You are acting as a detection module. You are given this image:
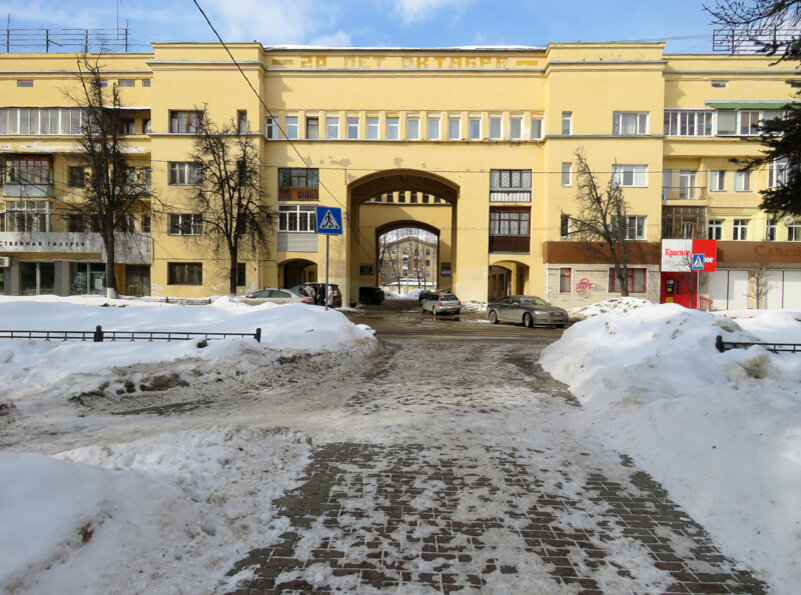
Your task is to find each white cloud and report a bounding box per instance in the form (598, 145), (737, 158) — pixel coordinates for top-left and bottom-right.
(392, 0), (465, 25)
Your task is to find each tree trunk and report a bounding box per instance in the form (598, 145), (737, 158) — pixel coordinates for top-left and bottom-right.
(104, 229), (118, 299)
(229, 245), (238, 295)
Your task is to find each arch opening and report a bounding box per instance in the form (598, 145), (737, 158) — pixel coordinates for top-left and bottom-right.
(279, 258), (317, 289)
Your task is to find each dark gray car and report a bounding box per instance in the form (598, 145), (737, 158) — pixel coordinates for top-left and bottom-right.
(487, 295), (568, 328)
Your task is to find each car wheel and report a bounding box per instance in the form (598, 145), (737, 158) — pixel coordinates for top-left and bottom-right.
(557, 323), (566, 329)
(523, 313), (533, 328)
(488, 310), (498, 324)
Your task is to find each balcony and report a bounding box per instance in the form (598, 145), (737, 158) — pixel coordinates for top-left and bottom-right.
(278, 187), (319, 201)
(489, 235), (530, 253)
(3, 183), (55, 198)
(661, 186), (708, 201)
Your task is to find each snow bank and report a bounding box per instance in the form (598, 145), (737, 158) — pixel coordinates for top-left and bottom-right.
(0, 426), (310, 593)
(0, 297), (377, 408)
(569, 296), (651, 321)
(541, 304), (801, 593)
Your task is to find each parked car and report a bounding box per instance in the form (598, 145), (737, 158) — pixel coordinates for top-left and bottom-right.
(417, 287), (450, 301)
(238, 288), (312, 305)
(420, 292), (462, 316)
(288, 283), (343, 308)
(487, 295), (569, 328)
(359, 286), (385, 305)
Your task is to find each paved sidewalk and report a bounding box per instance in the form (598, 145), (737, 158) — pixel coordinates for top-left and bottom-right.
(226, 442), (765, 594)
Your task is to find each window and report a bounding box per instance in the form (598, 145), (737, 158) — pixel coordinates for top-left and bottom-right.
(362, 116), (377, 140)
(142, 215), (151, 233)
(489, 208), (530, 236)
(278, 205), (316, 232)
(3, 201), (53, 232)
(117, 118), (135, 135)
(609, 267), (647, 293)
(0, 107), (84, 135)
(531, 118), (542, 140)
(663, 111), (713, 136)
(717, 111), (737, 135)
(509, 116), (523, 140)
(612, 164), (647, 187)
(168, 162), (201, 185)
(613, 112), (648, 135)
(448, 117), (460, 140)
(306, 116), (319, 139)
(612, 215), (646, 240)
(17, 80), (33, 87)
(143, 79), (151, 87)
(64, 212), (87, 233)
(711, 80), (728, 88)
(386, 117), (399, 140)
(3, 157), (52, 185)
(168, 263), (202, 285)
(143, 119), (151, 134)
(326, 116), (339, 139)
(739, 111), (761, 135)
(285, 116), (299, 139)
(561, 112), (572, 135)
(489, 116), (502, 140)
(560, 214), (571, 238)
(236, 263), (246, 287)
(561, 162), (571, 186)
(559, 268), (572, 293)
(468, 117), (481, 140)
(140, 167), (152, 187)
(168, 110), (202, 133)
(709, 170), (725, 192)
(789, 219), (801, 241)
(68, 166), (85, 188)
(168, 214), (203, 236)
(406, 116), (420, 140)
(278, 168), (319, 200)
(347, 117), (359, 139)
(733, 219), (749, 240)
(119, 79), (135, 87)
(119, 213), (135, 233)
(490, 169), (532, 202)
(708, 219), (722, 240)
(766, 217), (777, 241)
(237, 110), (248, 134)
(427, 117), (440, 140)
(768, 158), (789, 188)
(265, 116), (277, 139)
(662, 206), (704, 239)
(735, 170), (750, 191)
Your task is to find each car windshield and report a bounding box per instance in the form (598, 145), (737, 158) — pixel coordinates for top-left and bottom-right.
(520, 297), (550, 307)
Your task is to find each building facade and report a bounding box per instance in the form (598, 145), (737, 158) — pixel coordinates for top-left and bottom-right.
(1, 42), (799, 309)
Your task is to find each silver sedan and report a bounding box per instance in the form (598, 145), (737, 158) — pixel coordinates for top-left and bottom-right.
(236, 288), (312, 306)
(421, 292), (462, 316)
(487, 295), (568, 328)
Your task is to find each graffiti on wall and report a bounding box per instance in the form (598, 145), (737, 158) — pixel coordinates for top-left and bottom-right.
(575, 278), (598, 296)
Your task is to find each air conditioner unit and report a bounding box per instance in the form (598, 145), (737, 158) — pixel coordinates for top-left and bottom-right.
(784, 215), (796, 226)
(0, 257), (10, 268)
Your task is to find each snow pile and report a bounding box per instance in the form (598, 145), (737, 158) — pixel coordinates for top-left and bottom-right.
(541, 304), (801, 592)
(0, 426), (310, 593)
(0, 296), (377, 407)
(569, 296), (651, 321)
(460, 300), (487, 313)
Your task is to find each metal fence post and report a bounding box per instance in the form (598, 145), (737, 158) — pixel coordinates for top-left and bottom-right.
(255, 328), (262, 343)
(94, 325), (104, 342)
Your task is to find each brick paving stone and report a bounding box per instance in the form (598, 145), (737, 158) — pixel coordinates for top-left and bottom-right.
(223, 442), (767, 594)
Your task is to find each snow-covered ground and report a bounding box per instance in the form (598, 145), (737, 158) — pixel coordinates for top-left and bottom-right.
(0, 295), (377, 593)
(541, 300), (801, 593)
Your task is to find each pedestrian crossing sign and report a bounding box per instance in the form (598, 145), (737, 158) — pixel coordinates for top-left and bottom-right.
(315, 206), (343, 235)
(692, 253), (705, 270)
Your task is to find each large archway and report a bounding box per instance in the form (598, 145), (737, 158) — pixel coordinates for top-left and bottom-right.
(348, 169), (459, 302)
(488, 260), (530, 300)
(376, 221), (440, 293)
(279, 258), (317, 289)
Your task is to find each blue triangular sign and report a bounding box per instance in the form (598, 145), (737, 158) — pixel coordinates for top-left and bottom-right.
(692, 254), (705, 270)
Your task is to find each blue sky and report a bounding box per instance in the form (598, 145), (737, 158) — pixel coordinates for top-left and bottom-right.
(0, 0), (720, 53)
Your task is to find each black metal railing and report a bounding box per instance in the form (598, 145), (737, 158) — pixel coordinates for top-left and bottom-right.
(0, 325), (262, 343)
(118, 296), (213, 305)
(715, 335), (801, 354)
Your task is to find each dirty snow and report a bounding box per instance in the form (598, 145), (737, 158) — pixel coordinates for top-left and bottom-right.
(541, 302), (801, 593)
(568, 296), (651, 321)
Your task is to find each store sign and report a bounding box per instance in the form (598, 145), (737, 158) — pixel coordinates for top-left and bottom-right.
(661, 239), (717, 272)
(0, 232), (150, 264)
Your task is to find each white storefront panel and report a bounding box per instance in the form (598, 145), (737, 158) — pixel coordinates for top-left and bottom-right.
(765, 270), (801, 309)
(708, 270), (748, 310)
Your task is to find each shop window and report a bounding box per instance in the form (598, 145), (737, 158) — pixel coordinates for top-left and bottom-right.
(168, 262), (202, 285)
(278, 168), (319, 200)
(70, 262), (106, 295)
(609, 267), (647, 293)
(20, 262), (55, 295)
(559, 268), (572, 293)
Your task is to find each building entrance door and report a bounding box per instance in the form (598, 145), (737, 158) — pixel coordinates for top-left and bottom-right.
(660, 271), (697, 308)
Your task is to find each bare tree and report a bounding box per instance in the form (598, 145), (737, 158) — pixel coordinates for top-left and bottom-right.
(748, 261), (776, 308)
(565, 148), (632, 296)
(706, 1), (801, 58)
(188, 109), (274, 295)
(66, 56), (153, 298)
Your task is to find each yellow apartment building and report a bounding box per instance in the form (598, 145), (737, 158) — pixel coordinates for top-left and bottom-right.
(1, 42), (799, 309)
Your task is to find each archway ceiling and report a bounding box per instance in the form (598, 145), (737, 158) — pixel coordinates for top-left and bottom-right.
(350, 170), (458, 203)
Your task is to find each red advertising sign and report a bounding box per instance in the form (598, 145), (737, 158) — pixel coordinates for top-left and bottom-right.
(661, 239), (717, 272)
(691, 239), (717, 272)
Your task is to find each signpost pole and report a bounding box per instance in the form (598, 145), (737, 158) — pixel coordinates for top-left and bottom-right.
(325, 234), (330, 312)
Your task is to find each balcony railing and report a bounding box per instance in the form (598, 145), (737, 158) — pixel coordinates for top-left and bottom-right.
(489, 235), (530, 253)
(661, 186), (708, 201)
(278, 187), (319, 201)
(3, 183), (55, 198)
